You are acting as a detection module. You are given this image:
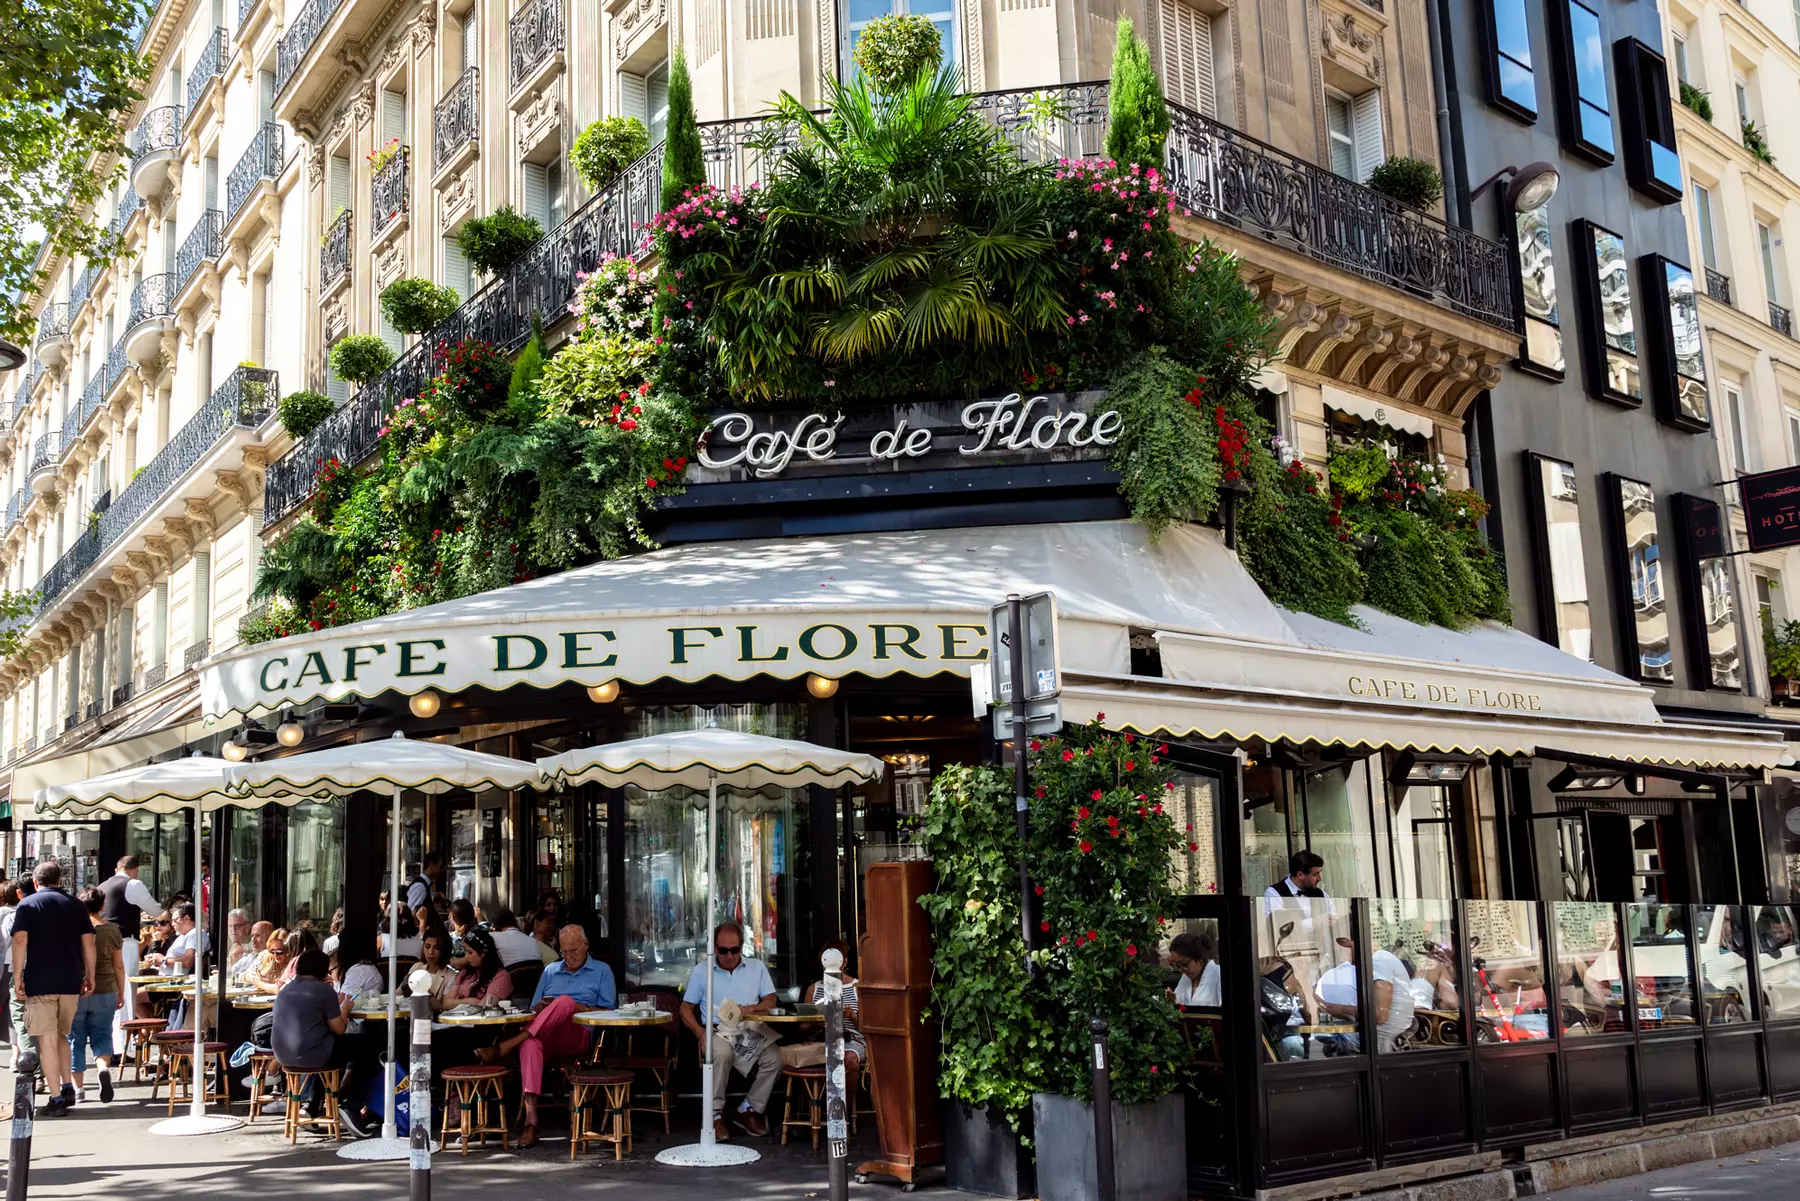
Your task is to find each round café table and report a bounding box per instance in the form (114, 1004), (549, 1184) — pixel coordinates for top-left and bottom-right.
(437, 1009), (534, 1028)
(572, 1009), (673, 1029)
(753, 1007), (824, 1025)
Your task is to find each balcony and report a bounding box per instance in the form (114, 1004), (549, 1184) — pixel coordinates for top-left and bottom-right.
(28, 433), (62, 491)
(321, 207), (352, 295)
(35, 528), (98, 619)
(69, 267), (94, 316)
(225, 122), (285, 234)
(1773, 301), (1794, 339)
(184, 638), (211, 670)
(274, 0), (344, 95)
(124, 273), (176, 365)
(175, 209), (224, 300)
(264, 82), (1516, 523)
(65, 370), (106, 448)
(104, 337), (131, 401)
(184, 27), (228, 123)
(6, 487), (25, 531)
(129, 105), (183, 197)
(114, 185), (144, 237)
(371, 146), (408, 241)
(434, 68), (479, 176)
(34, 304), (71, 368)
(509, 0), (564, 96)
(1706, 267), (1732, 307)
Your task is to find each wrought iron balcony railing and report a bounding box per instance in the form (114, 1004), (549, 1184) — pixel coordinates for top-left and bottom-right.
(509, 0), (564, 93)
(275, 0), (346, 94)
(141, 663), (169, 692)
(128, 273), (176, 331)
(111, 681), (132, 709)
(69, 267), (94, 313)
(35, 304), (70, 347)
(29, 432), (62, 474)
(104, 337), (130, 398)
(186, 28), (229, 115)
(176, 210), (224, 295)
(1773, 301), (1794, 339)
(6, 488), (26, 530)
(184, 638), (212, 670)
(85, 698), (101, 721)
(321, 207), (352, 292)
(66, 370), (106, 445)
(434, 68), (478, 166)
(239, 0), (258, 27)
(371, 146), (409, 238)
(226, 122), (285, 227)
(115, 185), (144, 233)
(1706, 267), (1732, 306)
(131, 105), (182, 159)
(36, 529), (99, 618)
(263, 82), (1516, 522)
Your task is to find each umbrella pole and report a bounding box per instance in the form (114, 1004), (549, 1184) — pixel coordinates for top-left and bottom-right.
(189, 791), (205, 1121)
(701, 769), (717, 1147)
(385, 782), (400, 1142)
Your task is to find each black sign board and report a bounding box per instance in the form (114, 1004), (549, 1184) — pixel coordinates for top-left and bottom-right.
(1677, 493), (1728, 559)
(1739, 465), (1800, 552)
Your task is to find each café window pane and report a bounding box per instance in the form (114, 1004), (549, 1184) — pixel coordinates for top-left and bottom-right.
(1754, 905), (1800, 1020)
(1485, 0), (1538, 119)
(1640, 255), (1709, 430)
(1556, 0), (1615, 163)
(1626, 902), (1697, 1030)
(1555, 901), (1626, 1036)
(1170, 771), (1222, 895)
(1614, 38), (1681, 202)
(1517, 203), (1565, 373)
(1297, 759), (1381, 899)
(1258, 898), (1358, 1061)
(1528, 454), (1594, 660)
(1467, 901), (1554, 1041)
(1386, 781), (1457, 899)
(1575, 221), (1641, 404)
(286, 800), (346, 928)
(1609, 476), (1675, 683)
(1370, 899), (1461, 1052)
(1696, 904), (1756, 1025)
(1241, 757), (1292, 896)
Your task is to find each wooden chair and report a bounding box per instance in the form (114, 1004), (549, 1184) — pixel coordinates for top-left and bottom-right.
(609, 989), (681, 1133)
(160, 1040), (231, 1115)
(779, 1064), (827, 1150)
(147, 1031), (189, 1101)
(280, 1067), (344, 1143)
(568, 1068), (634, 1160)
(118, 1018), (165, 1083)
(246, 1052), (280, 1123)
(440, 1064), (510, 1153)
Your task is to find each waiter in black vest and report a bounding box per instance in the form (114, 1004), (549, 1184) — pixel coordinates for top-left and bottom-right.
(1264, 850), (1329, 904)
(99, 855), (163, 1042)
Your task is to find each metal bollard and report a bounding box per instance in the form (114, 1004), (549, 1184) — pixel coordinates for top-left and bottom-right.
(8, 1049), (38, 1201)
(408, 996), (431, 1201)
(821, 948), (850, 1201)
(1090, 1017), (1116, 1201)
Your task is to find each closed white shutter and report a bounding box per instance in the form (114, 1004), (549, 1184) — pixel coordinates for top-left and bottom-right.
(523, 162), (550, 229)
(648, 66), (670, 144)
(378, 306), (401, 354)
(462, 12), (477, 75)
(1158, 0), (1216, 118)
(382, 89), (407, 147)
(1351, 89), (1385, 183)
(262, 273), (276, 365)
(259, 70), (275, 124)
(330, 154), (351, 218)
(444, 237), (471, 298)
(619, 71), (647, 124)
(205, 155), (219, 211)
(326, 364), (348, 405)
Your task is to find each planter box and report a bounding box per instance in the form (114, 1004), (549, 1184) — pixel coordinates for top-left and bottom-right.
(942, 1099), (1035, 1199)
(1032, 1091), (1187, 1201)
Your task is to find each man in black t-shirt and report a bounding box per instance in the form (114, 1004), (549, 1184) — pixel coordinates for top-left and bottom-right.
(11, 861), (95, 1116)
(272, 950), (377, 1136)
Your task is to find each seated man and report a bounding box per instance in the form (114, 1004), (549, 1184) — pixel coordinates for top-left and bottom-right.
(143, 903), (207, 975)
(680, 921), (782, 1141)
(478, 924), (614, 1147)
(231, 920), (274, 980)
(272, 949), (376, 1137)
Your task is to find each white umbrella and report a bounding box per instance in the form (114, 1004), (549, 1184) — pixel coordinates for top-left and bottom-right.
(225, 732), (549, 1161)
(538, 728), (885, 1168)
(36, 754), (248, 1137)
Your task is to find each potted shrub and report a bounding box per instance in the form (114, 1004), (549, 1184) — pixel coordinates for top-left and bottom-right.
(1679, 81), (1713, 122)
(456, 205), (543, 276)
(1366, 156), (1444, 210)
(379, 277), (461, 336)
(1765, 612), (1800, 701)
(279, 389), (335, 439)
(852, 12), (943, 93)
(1743, 120), (1776, 166)
(328, 335), (396, 389)
(1027, 721), (1190, 1201)
(572, 116), (651, 192)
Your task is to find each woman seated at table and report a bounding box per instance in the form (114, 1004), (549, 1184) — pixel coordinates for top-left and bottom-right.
(446, 929), (514, 1009)
(332, 927), (385, 999)
(447, 898), (478, 961)
(785, 938), (868, 1077)
(411, 928), (456, 1010)
(1169, 932), (1221, 1007)
(241, 927), (290, 990)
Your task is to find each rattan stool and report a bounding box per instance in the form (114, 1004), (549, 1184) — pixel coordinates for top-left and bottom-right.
(246, 1052), (279, 1122)
(119, 1019), (165, 1083)
(280, 1067), (344, 1143)
(161, 1040), (231, 1116)
(779, 1064), (827, 1150)
(568, 1069), (634, 1160)
(440, 1064), (510, 1153)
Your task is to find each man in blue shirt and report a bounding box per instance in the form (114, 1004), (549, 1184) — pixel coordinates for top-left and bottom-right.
(480, 924), (614, 1146)
(680, 920), (780, 1140)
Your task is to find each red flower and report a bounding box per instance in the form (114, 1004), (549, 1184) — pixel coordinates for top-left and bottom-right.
(1126, 944), (1138, 957)
(1123, 760), (1135, 771)
(1034, 785), (1046, 798)
(1029, 739), (1042, 751)
(1040, 921), (1050, 932)
(645, 477), (659, 488)
(1088, 929), (1099, 941)
(1150, 1065), (1160, 1075)
(1061, 750), (1075, 762)
(1059, 936), (1069, 945)
(1089, 789), (1103, 801)
(1124, 733), (1135, 743)
(1078, 806), (1091, 820)
(1188, 842), (1199, 852)
(1033, 884), (1044, 896)
(1106, 815), (1120, 827)
(1078, 840), (1093, 853)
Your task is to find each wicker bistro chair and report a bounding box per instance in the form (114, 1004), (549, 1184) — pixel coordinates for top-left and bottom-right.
(159, 1039), (231, 1116)
(779, 1064), (828, 1151)
(568, 1069), (634, 1159)
(246, 1052), (280, 1123)
(440, 1064), (510, 1153)
(118, 1018), (166, 1083)
(279, 1066), (343, 1143)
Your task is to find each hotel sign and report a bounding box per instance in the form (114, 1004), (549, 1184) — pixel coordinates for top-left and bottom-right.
(1739, 465), (1800, 552)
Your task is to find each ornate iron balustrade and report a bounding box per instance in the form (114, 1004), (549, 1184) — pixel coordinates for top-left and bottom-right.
(321, 207), (352, 292)
(128, 273), (176, 334)
(434, 68), (479, 166)
(276, 0), (345, 94)
(35, 304), (70, 347)
(11, 367), (32, 414)
(6, 488), (25, 530)
(371, 146), (409, 238)
(1773, 301), (1794, 338)
(176, 210), (224, 295)
(186, 28), (228, 115)
(509, 0), (564, 93)
(132, 105), (182, 159)
(184, 638), (211, 670)
(66, 370), (106, 444)
(36, 529), (98, 618)
(105, 337), (130, 398)
(111, 682), (132, 708)
(69, 267), (94, 313)
(239, 0), (259, 26)
(29, 432), (62, 474)
(85, 699), (101, 721)
(226, 122), (285, 227)
(1706, 267), (1732, 306)
(141, 663), (168, 691)
(115, 185), (144, 233)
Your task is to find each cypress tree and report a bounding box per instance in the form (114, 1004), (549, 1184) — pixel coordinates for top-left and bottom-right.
(660, 49), (706, 213)
(1104, 17), (1171, 172)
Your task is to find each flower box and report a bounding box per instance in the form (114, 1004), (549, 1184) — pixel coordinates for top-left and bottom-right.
(1031, 1091), (1186, 1201)
(942, 1099), (1035, 1199)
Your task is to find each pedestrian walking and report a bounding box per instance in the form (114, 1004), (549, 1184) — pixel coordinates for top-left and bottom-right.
(0, 880), (17, 1047)
(10, 862), (95, 1116)
(72, 888), (125, 1103)
(98, 856), (162, 1048)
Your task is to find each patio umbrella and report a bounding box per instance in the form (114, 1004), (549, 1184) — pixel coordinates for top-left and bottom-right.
(538, 727), (885, 1168)
(225, 731), (549, 1162)
(36, 753), (251, 1137)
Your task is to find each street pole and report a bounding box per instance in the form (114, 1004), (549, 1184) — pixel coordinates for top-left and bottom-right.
(1008, 594), (1034, 973)
(821, 948), (849, 1201)
(7, 1050), (35, 1201)
(1090, 1017), (1117, 1201)
(409, 994), (431, 1201)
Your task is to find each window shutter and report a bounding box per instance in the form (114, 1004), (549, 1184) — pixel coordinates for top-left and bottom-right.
(1351, 89), (1385, 183)
(548, 159), (566, 228)
(262, 273), (276, 365)
(523, 162), (549, 229)
(444, 237), (471, 298)
(259, 70), (275, 124)
(648, 69), (670, 140)
(462, 13), (477, 75)
(164, 221), (178, 275)
(620, 71), (648, 124)
(378, 306), (402, 354)
(383, 89), (407, 147)
(205, 155), (219, 211)
(330, 154), (351, 217)
(1158, 0), (1217, 118)
(327, 365), (348, 405)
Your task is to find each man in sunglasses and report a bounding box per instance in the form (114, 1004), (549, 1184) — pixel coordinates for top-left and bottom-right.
(679, 921), (780, 1141)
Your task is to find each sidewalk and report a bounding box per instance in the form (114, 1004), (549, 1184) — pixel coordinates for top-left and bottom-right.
(0, 1050), (973, 1200)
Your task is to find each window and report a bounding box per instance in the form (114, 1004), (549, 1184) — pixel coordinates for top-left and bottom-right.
(522, 161), (553, 231)
(1676, 493), (1742, 689)
(444, 236), (472, 299)
(1609, 475), (1675, 683)
(1557, 902), (1624, 1035)
(1724, 385), (1749, 472)
(1786, 407), (1800, 463)
(1761, 221), (1783, 305)
(1736, 80), (1751, 128)
(1516, 203), (1565, 373)
(1484, 0), (1537, 119)
(1574, 220), (1641, 404)
(460, 10), (477, 75)
(1693, 183), (1719, 270)
(1614, 39), (1680, 202)
(1324, 89), (1384, 182)
(1554, 0), (1615, 163)
(328, 152), (351, 225)
(1673, 34), (1690, 85)
(381, 88), (406, 150)
(1640, 256), (1708, 429)
(846, 0), (954, 78)
(1533, 453), (1591, 659)
(548, 159), (566, 229)
(1158, 0), (1219, 118)
(620, 60), (671, 148)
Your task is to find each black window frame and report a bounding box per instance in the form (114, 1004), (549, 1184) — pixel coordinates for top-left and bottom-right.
(1510, 200), (1566, 379)
(1671, 492), (1743, 691)
(1571, 218), (1643, 407)
(1550, 0), (1617, 166)
(1522, 451), (1595, 660)
(1482, 0), (1539, 123)
(1613, 38), (1682, 204)
(1636, 253), (1710, 433)
(1602, 473), (1676, 686)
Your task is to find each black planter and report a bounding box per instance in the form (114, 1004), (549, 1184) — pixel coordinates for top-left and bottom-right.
(942, 1099), (1035, 1198)
(1032, 1091), (1187, 1201)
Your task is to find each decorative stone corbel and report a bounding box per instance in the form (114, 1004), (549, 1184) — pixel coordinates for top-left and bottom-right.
(185, 498), (218, 541)
(125, 551), (159, 584)
(1295, 309), (1361, 374)
(1397, 341), (1452, 405)
(1365, 331), (1423, 396)
(162, 517), (195, 562)
(214, 469), (253, 507)
(1339, 322), (1398, 384)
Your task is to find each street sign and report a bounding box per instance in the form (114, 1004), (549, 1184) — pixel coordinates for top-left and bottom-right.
(990, 592), (1060, 704)
(1738, 464), (1800, 552)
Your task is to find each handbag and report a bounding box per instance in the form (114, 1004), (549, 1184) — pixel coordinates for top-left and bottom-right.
(779, 1042), (826, 1069)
